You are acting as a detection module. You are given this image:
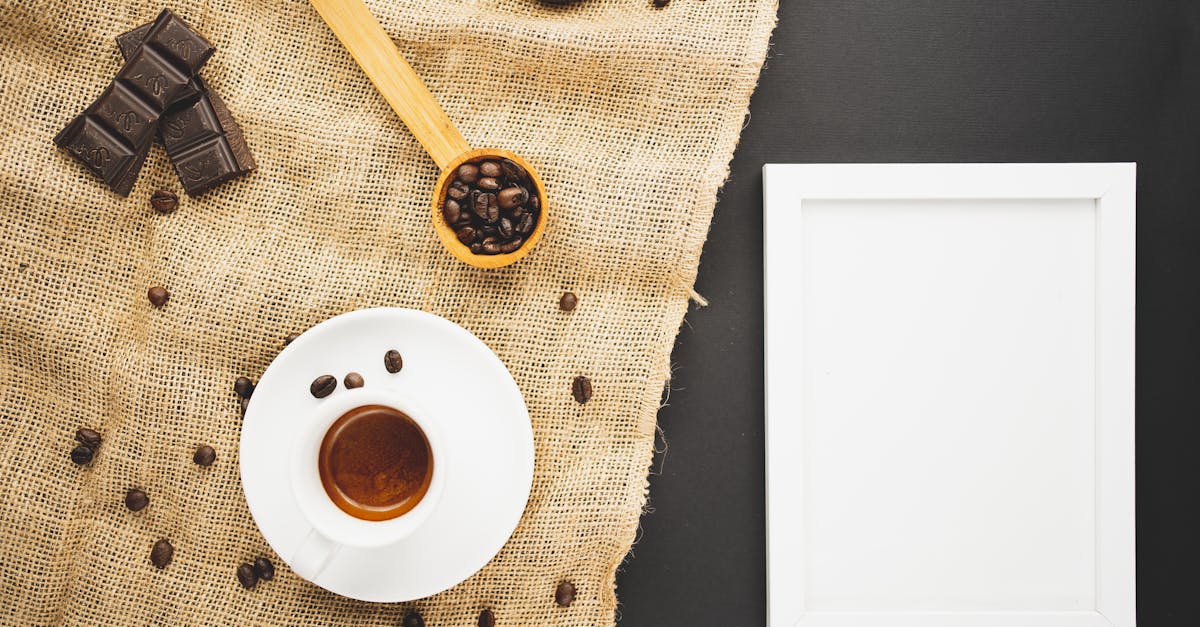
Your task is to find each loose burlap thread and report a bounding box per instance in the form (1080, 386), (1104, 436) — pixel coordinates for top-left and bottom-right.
(0, 0), (776, 624)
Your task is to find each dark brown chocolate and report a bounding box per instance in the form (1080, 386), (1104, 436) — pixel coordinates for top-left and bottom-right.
(54, 9), (213, 195)
(118, 21), (256, 196)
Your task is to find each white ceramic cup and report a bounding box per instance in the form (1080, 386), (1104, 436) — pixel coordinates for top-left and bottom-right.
(288, 387), (446, 582)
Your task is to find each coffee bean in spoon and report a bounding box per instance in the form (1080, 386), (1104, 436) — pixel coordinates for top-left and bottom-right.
(253, 557), (275, 581)
(310, 375), (337, 398)
(442, 199), (462, 224)
(501, 158), (526, 181)
(497, 186), (528, 210)
(75, 427), (102, 448)
(150, 539), (173, 569)
(478, 161), (501, 178)
(456, 163), (480, 184)
(125, 488), (149, 512)
(236, 562), (258, 589)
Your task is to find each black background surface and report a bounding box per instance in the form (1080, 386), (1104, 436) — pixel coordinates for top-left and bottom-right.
(616, 1), (1200, 625)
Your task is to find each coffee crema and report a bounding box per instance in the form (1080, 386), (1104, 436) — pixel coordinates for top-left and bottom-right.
(317, 404), (433, 521)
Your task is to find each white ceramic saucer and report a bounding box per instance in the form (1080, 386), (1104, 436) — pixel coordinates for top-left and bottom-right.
(240, 308), (534, 602)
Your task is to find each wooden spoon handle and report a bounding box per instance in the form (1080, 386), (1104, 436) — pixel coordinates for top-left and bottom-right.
(309, 0), (470, 169)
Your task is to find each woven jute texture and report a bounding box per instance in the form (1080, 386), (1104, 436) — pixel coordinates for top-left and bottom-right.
(0, 0), (775, 624)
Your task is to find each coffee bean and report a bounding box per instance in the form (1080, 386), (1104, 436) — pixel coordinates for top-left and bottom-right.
(511, 203), (525, 218)
(555, 580), (576, 607)
(384, 349), (404, 373)
(284, 332), (300, 345)
(456, 226), (477, 245)
(528, 194), (540, 211)
(477, 608), (496, 627)
(75, 427), (102, 448)
(652, 0), (670, 6)
(70, 444), (93, 465)
(481, 225), (498, 237)
(402, 611), (425, 627)
(456, 163), (480, 184)
(344, 372), (364, 389)
(479, 161), (502, 178)
(236, 562), (258, 589)
(498, 238), (523, 253)
(442, 199), (462, 224)
(497, 186), (528, 210)
(125, 488), (149, 512)
(193, 444), (217, 466)
(240, 396), (250, 417)
(234, 376), (255, 399)
(572, 376), (593, 404)
(501, 158), (527, 181)
(472, 192), (498, 221)
(497, 217), (514, 238)
(150, 539), (173, 569)
(516, 213), (534, 235)
(559, 291), (578, 311)
(448, 180), (470, 200)
(310, 375), (337, 398)
(253, 557), (275, 581)
(477, 176), (500, 191)
(470, 242), (483, 254)
(150, 189), (178, 214)
(481, 239), (501, 255)
(147, 285), (169, 308)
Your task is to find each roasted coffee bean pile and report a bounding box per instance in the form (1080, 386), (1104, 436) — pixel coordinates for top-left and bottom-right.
(442, 158), (539, 255)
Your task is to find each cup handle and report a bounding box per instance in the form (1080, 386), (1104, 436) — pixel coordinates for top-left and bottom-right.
(289, 527), (341, 582)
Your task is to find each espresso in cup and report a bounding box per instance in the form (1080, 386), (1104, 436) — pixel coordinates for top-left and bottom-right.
(317, 404), (433, 521)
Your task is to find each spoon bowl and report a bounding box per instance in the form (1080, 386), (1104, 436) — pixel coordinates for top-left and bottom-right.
(431, 148), (548, 269)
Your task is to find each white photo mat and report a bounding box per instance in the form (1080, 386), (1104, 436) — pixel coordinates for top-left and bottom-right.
(764, 164), (1135, 627)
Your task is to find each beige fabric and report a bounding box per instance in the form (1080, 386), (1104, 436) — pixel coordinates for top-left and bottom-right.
(0, 0), (776, 624)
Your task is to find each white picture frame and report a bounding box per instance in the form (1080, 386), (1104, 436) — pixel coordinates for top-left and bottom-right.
(764, 164), (1135, 627)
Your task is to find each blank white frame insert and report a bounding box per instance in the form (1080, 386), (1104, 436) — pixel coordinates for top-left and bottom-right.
(764, 164), (1135, 627)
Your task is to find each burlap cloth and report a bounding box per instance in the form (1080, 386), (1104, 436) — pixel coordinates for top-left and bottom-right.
(0, 0), (775, 624)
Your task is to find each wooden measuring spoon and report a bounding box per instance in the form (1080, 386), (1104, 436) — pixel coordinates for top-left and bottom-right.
(309, 0), (547, 269)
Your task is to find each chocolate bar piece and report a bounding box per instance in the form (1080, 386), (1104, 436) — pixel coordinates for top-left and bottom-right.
(54, 9), (213, 195)
(118, 23), (256, 196)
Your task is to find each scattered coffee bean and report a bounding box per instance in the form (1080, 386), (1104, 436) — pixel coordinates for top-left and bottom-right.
(441, 155), (539, 255)
(124, 488), (149, 512)
(70, 444), (93, 465)
(477, 608), (496, 627)
(150, 189), (178, 214)
(236, 562), (258, 589)
(240, 396), (250, 417)
(384, 349), (404, 373)
(344, 372), (364, 389)
(193, 444), (217, 467)
(150, 539), (174, 569)
(75, 427), (102, 448)
(559, 291), (578, 311)
(652, 0), (670, 7)
(402, 611), (425, 627)
(284, 332), (300, 345)
(555, 580), (576, 607)
(147, 285), (169, 308)
(234, 376), (255, 399)
(572, 375), (593, 404)
(310, 374), (337, 398)
(253, 557), (274, 581)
